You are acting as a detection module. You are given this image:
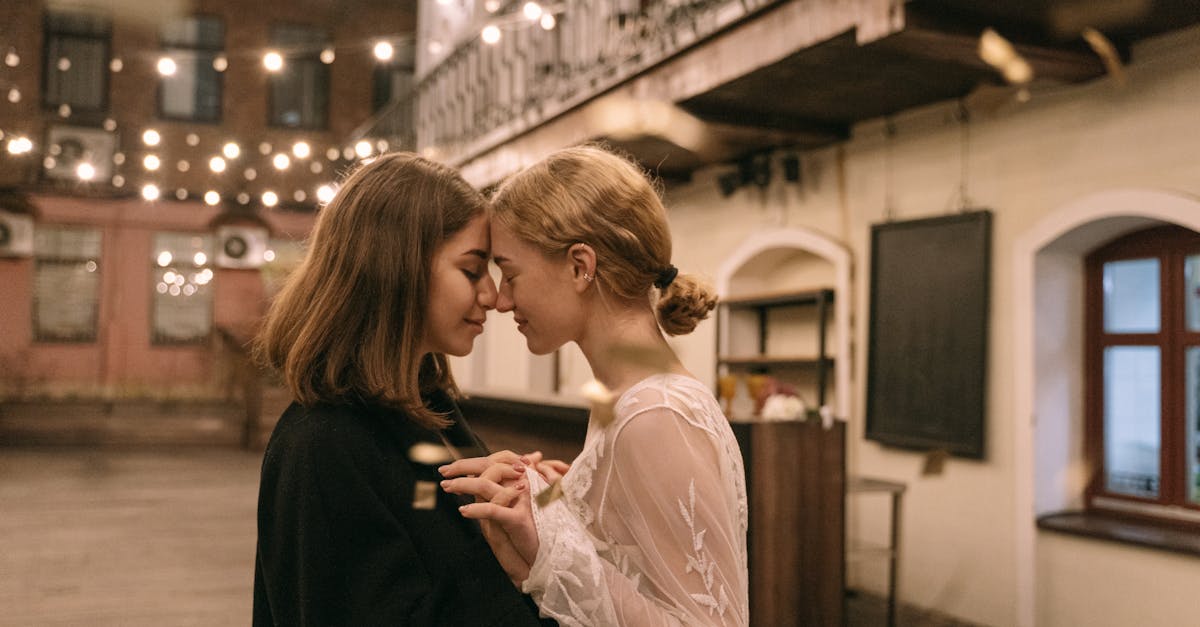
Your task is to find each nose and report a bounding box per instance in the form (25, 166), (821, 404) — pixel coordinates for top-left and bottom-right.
(477, 273), (497, 310)
(495, 280), (514, 313)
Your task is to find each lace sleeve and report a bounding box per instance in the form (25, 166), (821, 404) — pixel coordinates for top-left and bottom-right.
(522, 405), (748, 627)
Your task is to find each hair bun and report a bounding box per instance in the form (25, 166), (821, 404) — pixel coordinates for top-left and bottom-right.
(655, 273), (717, 336)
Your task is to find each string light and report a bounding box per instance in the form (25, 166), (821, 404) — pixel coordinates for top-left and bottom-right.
(263, 51), (284, 72)
(316, 184), (336, 203)
(485, 0), (501, 12)
(259, 142), (272, 155)
(142, 129), (161, 146)
(262, 190), (279, 207)
(186, 133), (200, 146)
(263, 250), (276, 262)
(109, 58), (123, 72)
(244, 167), (257, 180)
(354, 140), (373, 158)
(293, 190), (307, 202)
(236, 192), (250, 204)
(7, 88), (19, 103)
(113, 152), (125, 165)
(57, 104), (71, 117)
(310, 161), (323, 174)
(175, 188), (188, 200)
(157, 251), (173, 267)
(4, 49), (18, 67)
(222, 142), (240, 159)
(320, 48), (336, 64)
(204, 191), (220, 205)
(209, 156), (226, 173)
(103, 118), (117, 131)
(292, 141), (311, 159)
(373, 41), (394, 61)
(481, 25), (501, 45)
(142, 184), (161, 201)
(326, 147), (340, 161)
(143, 154), (161, 171)
(43, 157), (56, 169)
(213, 55), (228, 72)
(76, 163), (96, 181)
(523, 2), (543, 20)
(177, 160), (190, 172)
(156, 57), (177, 76)
(56, 57), (71, 72)
(112, 175), (125, 187)
(272, 153), (291, 170)
(540, 13), (556, 30)
(193, 252), (207, 265)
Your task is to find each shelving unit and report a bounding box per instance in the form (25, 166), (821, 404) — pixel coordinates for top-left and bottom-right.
(716, 287), (835, 408)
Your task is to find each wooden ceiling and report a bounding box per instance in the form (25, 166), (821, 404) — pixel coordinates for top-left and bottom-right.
(605, 0), (1200, 180)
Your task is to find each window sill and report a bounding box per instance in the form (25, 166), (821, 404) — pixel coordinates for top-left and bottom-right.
(1037, 511), (1200, 557)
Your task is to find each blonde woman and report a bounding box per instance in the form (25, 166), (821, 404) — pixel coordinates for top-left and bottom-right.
(252, 153), (550, 626)
(442, 146), (749, 626)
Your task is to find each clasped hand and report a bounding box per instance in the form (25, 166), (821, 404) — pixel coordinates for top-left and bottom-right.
(438, 450), (569, 586)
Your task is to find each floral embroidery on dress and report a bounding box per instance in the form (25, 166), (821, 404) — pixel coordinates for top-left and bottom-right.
(679, 478), (730, 617)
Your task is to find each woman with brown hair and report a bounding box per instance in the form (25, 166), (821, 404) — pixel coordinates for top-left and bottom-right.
(441, 146), (749, 626)
(251, 152), (549, 626)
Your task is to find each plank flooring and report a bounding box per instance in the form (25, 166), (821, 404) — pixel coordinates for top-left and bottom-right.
(0, 448), (262, 626)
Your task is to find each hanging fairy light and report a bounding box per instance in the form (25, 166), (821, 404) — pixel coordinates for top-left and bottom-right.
(212, 55), (228, 72)
(236, 192), (250, 205)
(142, 129), (161, 146)
(4, 49), (19, 67)
(244, 167), (257, 181)
(209, 156), (227, 173)
(540, 13), (556, 30)
(272, 153), (291, 170)
(292, 141), (311, 159)
(142, 184), (161, 201)
(262, 190), (279, 207)
(57, 104), (71, 117)
(263, 51), (284, 72)
(259, 142), (272, 155)
(481, 24), (501, 45)
(316, 184), (336, 204)
(7, 88), (19, 103)
(109, 58), (123, 72)
(354, 140), (373, 158)
(76, 162), (96, 181)
(310, 161), (323, 174)
(204, 190), (220, 205)
(523, 2), (543, 20)
(222, 142), (240, 159)
(112, 174), (125, 187)
(326, 147), (340, 161)
(143, 154), (161, 171)
(156, 57), (177, 76)
(293, 190), (307, 202)
(113, 152), (125, 165)
(186, 133), (200, 146)
(177, 160), (190, 172)
(103, 118), (117, 131)
(56, 57), (71, 72)
(373, 41), (394, 61)
(320, 47), (335, 64)
(484, 0), (501, 12)
(175, 188), (188, 200)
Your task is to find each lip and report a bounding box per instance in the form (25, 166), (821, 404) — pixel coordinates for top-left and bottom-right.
(465, 319), (485, 331)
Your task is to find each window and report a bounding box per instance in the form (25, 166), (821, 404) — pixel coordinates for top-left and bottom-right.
(151, 232), (214, 345)
(268, 25), (329, 129)
(1086, 225), (1200, 518)
(33, 226), (102, 342)
(159, 16), (224, 122)
(43, 10), (111, 112)
(373, 41), (415, 112)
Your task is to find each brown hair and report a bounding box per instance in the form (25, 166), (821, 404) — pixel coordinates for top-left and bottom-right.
(256, 152), (486, 428)
(490, 145), (715, 335)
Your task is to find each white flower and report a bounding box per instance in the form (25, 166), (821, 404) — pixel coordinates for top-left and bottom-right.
(760, 394), (805, 421)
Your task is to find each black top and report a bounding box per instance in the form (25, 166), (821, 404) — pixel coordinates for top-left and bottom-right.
(253, 392), (554, 626)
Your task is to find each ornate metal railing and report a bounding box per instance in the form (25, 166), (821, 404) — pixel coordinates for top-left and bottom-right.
(367, 0), (788, 164)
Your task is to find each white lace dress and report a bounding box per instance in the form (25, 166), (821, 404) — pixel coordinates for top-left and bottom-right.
(522, 373), (749, 626)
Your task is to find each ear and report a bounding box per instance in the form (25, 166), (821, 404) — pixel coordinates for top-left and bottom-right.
(567, 243), (597, 292)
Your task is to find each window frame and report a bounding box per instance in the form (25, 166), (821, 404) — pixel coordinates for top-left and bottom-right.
(32, 224), (102, 344)
(156, 14), (225, 124)
(1085, 224), (1200, 524)
(149, 232), (215, 346)
(266, 23), (330, 131)
(41, 9), (113, 114)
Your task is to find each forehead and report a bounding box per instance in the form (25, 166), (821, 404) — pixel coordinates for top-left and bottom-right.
(449, 214), (489, 248)
(488, 220), (530, 263)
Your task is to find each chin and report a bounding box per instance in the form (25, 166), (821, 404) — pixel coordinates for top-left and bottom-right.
(525, 336), (562, 356)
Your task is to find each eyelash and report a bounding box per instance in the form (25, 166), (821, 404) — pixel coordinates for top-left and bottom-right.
(462, 269), (482, 281)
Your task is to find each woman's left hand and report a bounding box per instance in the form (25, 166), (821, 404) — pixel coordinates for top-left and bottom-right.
(441, 457), (541, 568)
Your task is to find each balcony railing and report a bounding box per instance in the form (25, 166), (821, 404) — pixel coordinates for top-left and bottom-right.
(369, 0), (791, 164)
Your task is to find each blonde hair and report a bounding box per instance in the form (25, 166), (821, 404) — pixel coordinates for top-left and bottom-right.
(256, 153), (486, 428)
(491, 145), (716, 335)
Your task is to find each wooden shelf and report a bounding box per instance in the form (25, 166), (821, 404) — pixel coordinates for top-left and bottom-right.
(721, 287), (834, 308)
(718, 355), (834, 368)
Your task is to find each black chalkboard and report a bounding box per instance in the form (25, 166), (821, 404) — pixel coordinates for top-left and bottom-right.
(865, 211), (991, 459)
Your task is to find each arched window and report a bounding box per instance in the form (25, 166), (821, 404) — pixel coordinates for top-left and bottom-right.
(1085, 225), (1200, 520)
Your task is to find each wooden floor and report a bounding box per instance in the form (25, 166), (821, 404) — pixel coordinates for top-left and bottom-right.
(0, 447), (262, 626)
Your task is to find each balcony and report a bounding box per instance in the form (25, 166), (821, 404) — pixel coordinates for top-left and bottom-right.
(364, 0), (1200, 186)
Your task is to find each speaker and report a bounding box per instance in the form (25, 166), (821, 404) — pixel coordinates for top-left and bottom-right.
(0, 210), (34, 257)
(214, 225), (268, 269)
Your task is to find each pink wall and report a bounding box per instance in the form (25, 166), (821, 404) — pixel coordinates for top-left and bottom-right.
(0, 193), (315, 398)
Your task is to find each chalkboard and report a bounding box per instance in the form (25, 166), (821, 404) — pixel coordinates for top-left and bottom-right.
(865, 211), (991, 459)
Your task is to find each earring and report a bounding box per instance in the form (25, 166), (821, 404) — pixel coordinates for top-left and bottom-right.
(583, 272), (593, 282)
